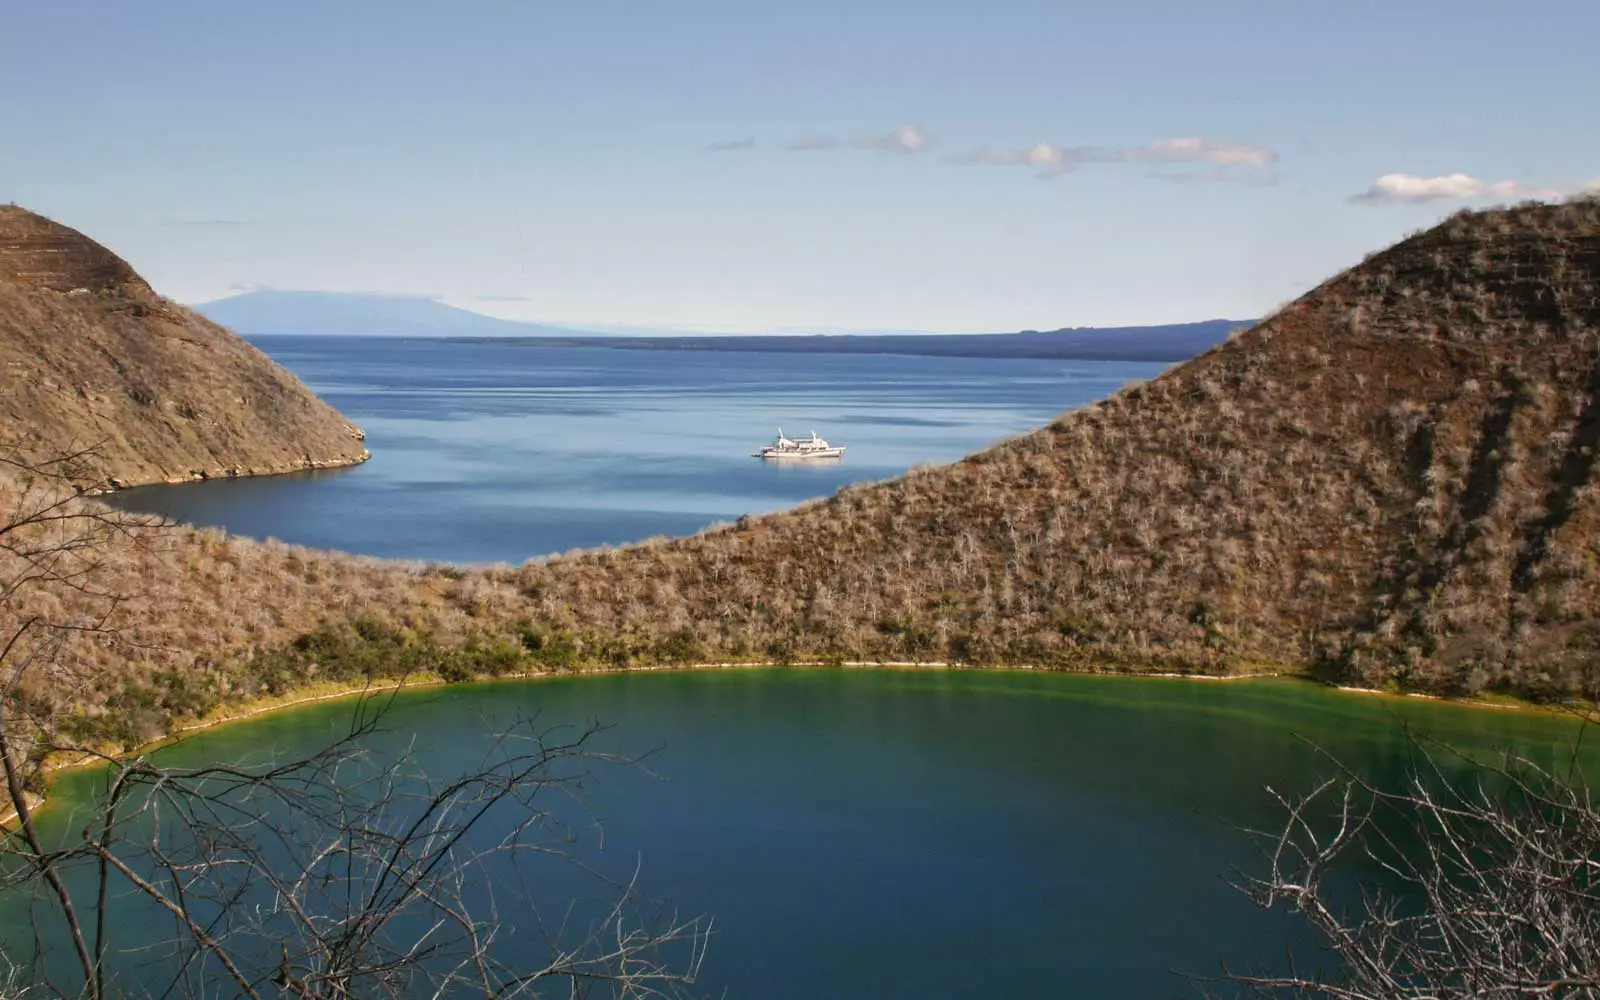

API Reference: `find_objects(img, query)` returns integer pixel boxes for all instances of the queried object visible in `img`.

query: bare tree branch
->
[1214,737,1600,999]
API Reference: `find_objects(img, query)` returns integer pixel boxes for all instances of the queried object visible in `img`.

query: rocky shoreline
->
[87,439,372,493]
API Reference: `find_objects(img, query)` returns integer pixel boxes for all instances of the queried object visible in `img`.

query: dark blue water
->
[106,338,1163,563]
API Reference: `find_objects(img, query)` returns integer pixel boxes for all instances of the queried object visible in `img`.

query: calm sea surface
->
[105,337,1165,563]
[15,671,1598,999]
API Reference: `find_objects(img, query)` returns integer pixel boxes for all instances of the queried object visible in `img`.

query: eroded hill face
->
[0,205,147,294]
[0,206,368,486]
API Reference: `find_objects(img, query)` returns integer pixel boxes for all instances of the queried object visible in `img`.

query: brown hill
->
[0,205,368,486]
[5,198,1600,748]
[496,197,1600,697]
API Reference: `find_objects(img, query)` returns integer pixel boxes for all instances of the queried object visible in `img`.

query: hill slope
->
[498,197,1600,696]
[5,199,1600,748]
[0,207,370,486]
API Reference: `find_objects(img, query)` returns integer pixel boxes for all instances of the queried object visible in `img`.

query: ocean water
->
[105,337,1165,563]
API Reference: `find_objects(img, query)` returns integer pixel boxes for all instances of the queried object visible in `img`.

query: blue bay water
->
[106,337,1165,563]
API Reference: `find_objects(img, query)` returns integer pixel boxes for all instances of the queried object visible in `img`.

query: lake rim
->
[22,663,1589,811]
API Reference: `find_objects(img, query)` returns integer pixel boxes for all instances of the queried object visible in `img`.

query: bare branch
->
[1218,741,1600,999]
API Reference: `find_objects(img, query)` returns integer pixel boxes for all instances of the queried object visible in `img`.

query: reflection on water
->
[104,338,1165,563]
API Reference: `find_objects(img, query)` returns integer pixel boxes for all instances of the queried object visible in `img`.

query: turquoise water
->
[104,338,1164,564]
[12,670,1597,999]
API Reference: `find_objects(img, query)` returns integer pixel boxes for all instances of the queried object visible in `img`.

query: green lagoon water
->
[9,669,1598,998]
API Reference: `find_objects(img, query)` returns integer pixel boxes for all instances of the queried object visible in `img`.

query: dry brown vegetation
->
[5,198,1600,748]
[503,197,1600,695]
[0,205,369,487]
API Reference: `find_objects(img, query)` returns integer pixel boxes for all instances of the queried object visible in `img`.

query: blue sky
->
[2,0,1596,333]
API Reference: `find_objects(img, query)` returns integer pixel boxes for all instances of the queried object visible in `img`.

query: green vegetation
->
[58,619,550,750]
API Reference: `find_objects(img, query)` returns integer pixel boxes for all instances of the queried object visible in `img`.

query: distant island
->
[475,322,1251,363]
[197,291,1250,362]
[196,290,594,339]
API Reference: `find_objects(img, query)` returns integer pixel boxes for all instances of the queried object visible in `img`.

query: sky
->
[2,0,1597,334]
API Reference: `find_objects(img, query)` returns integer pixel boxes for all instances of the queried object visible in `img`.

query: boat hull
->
[755,447,846,460]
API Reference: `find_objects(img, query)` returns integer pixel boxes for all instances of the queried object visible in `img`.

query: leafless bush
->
[4,699,707,999]
[1219,738,1600,999]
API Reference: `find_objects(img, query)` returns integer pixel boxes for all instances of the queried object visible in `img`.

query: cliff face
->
[0,205,368,487]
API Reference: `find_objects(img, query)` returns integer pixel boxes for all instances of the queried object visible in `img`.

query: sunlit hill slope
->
[506,198,1600,696]
[0,206,368,487]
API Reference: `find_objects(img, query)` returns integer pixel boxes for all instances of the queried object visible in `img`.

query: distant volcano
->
[195,290,593,338]
[196,290,1249,362]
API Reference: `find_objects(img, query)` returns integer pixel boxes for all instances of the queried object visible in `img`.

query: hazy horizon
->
[195,287,1253,338]
[4,1,1597,332]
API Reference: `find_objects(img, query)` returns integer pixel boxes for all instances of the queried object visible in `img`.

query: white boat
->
[755,428,845,460]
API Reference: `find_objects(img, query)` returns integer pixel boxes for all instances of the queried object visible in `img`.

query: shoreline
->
[21,660,1567,769]
[82,448,371,495]
[6,660,1587,830]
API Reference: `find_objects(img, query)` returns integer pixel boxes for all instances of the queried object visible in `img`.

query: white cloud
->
[1350,173,1580,205]
[703,137,756,153]
[853,125,931,154]
[788,135,840,152]
[952,136,1277,181]
[953,143,1074,175]
[1350,173,1485,204]
[1140,137,1277,168]
[786,125,931,155]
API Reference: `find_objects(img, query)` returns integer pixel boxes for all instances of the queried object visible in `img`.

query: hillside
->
[495,199,1600,696]
[0,207,370,486]
[5,198,1600,749]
